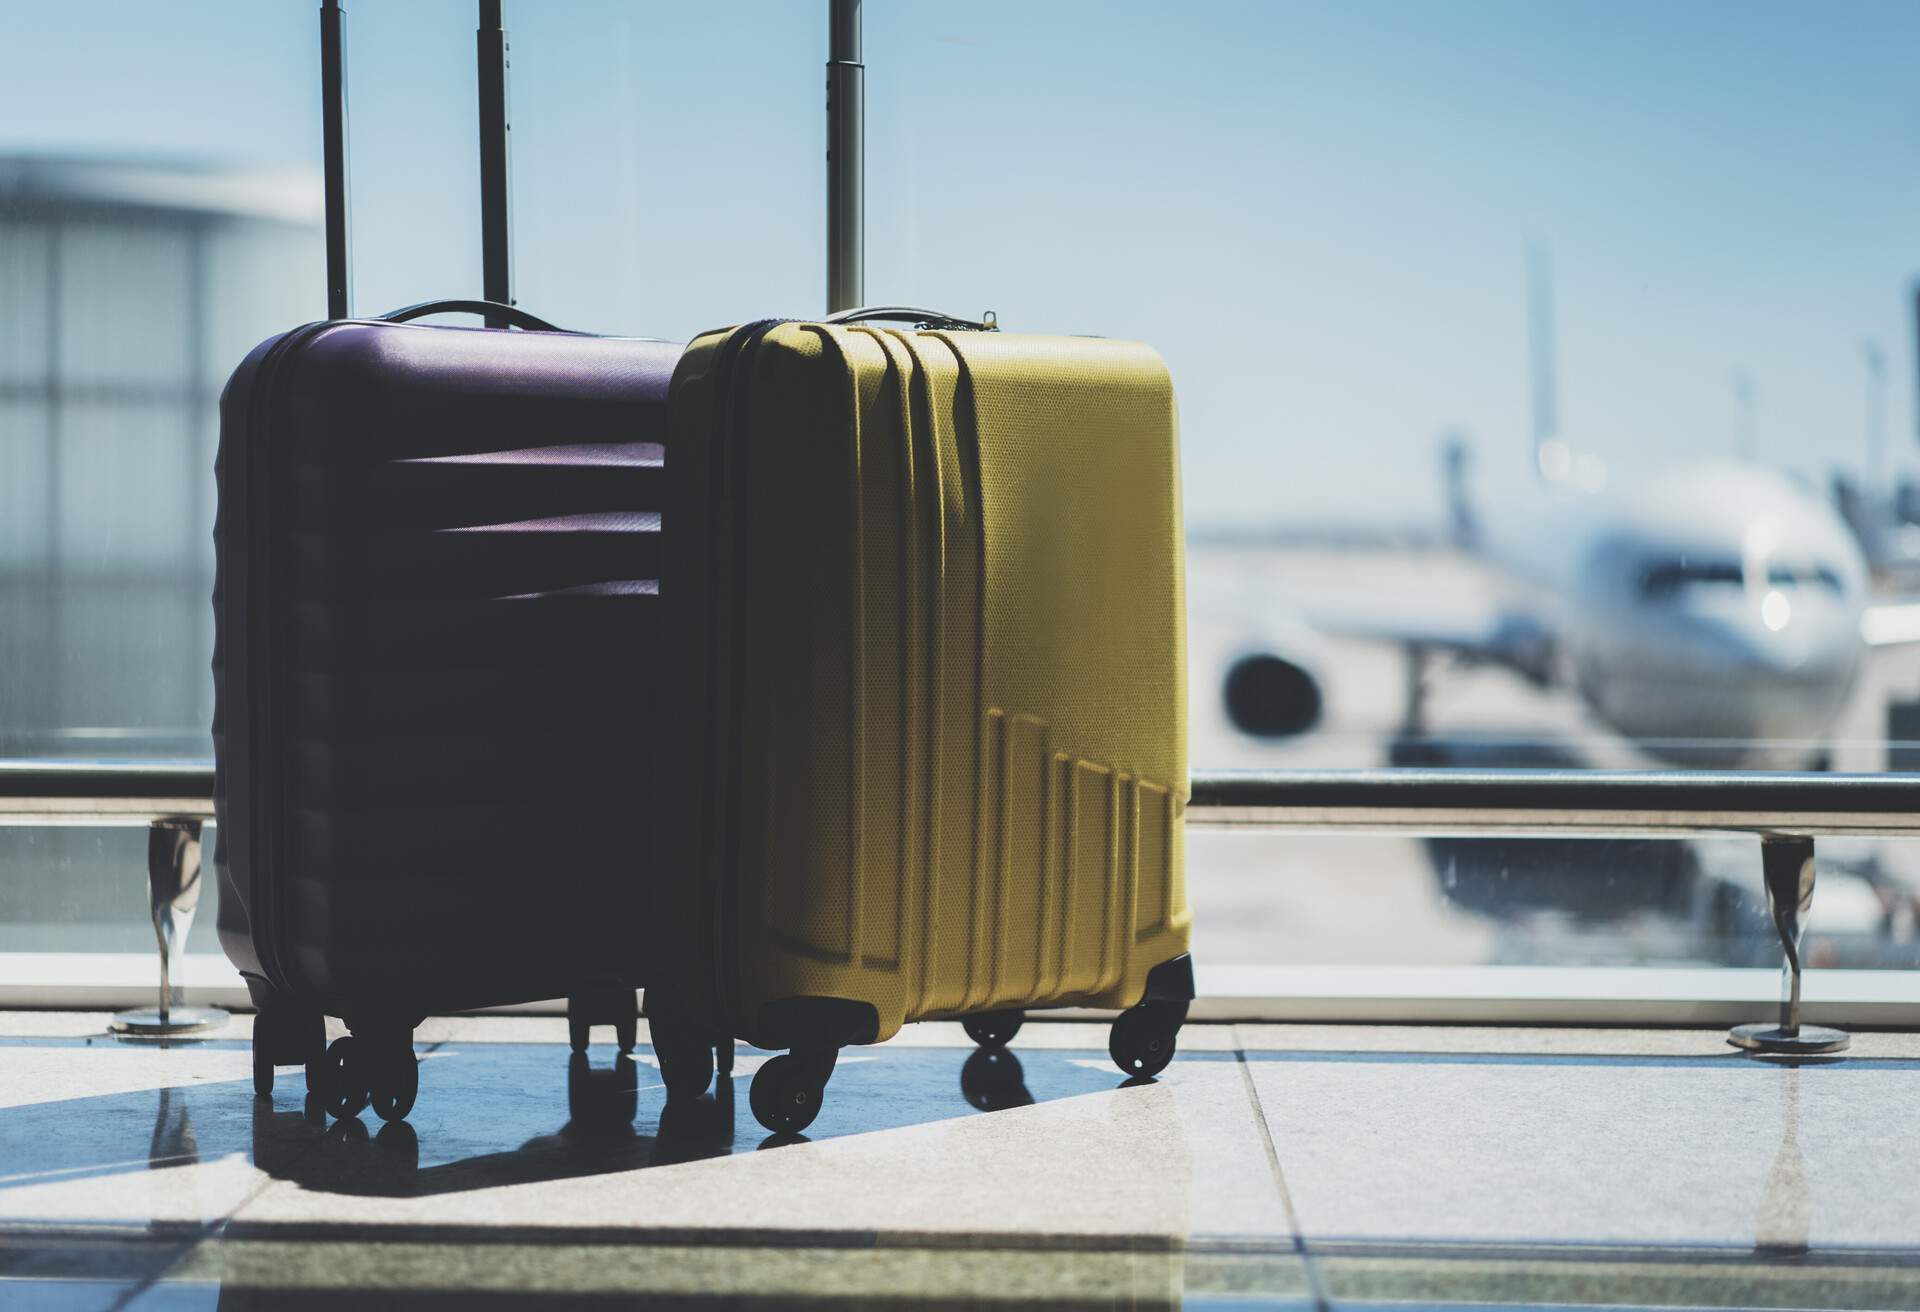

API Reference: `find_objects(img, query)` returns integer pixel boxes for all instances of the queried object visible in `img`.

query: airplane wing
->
[1303,597,1559,687]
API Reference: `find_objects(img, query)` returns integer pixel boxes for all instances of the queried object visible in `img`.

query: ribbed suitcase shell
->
[659,321,1189,1046]
[214,319,678,1022]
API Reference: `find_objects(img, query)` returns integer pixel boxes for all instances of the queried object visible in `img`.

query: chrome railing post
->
[1728,835,1849,1055]
[110,817,226,1037]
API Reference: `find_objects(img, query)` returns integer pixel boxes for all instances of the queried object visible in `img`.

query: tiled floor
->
[0,1013,1917,1308]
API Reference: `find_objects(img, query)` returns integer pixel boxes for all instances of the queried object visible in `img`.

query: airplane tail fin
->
[1442,432,1478,551]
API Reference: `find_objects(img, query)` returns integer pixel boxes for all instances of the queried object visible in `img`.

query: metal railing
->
[1186,768,1920,837]
[12,761,1920,836]
[0,760,220,1033]
[0,761,216,825]
[3,761,1913,1046]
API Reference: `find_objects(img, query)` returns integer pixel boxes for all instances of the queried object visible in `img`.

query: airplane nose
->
[1696,600,1857,686]
[1729,603,1862,714]
[1738,627,1832,679]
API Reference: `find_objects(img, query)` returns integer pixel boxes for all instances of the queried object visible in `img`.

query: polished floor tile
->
[0,1015,1305,1308]
[7,1015,1920,1309]
[1248,1044,1920,1251]
[0,1037,268,1231]
[231,1038,1291,1244]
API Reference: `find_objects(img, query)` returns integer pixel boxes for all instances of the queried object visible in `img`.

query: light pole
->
[1865,340,1888,506]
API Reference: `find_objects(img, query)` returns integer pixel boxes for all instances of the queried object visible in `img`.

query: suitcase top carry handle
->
[376,299,567,333]
[823,306,999,332]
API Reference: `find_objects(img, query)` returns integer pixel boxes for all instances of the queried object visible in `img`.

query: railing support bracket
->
[110,818,226,1039]
[1728,834,1849,1056]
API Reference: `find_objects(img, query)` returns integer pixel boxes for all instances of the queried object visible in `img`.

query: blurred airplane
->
[1215,250,1920,962]
[1221,251,1919,772]
[1224,453,1893,770]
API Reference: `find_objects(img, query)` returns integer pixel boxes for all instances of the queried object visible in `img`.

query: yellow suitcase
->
[653,309,1192,1133]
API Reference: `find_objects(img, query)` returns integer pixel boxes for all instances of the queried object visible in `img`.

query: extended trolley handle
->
[320,0,522,327]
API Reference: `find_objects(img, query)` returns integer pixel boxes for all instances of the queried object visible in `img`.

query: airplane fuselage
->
[1492,463,1869,768]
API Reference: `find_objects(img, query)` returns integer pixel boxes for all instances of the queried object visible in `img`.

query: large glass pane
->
[56,402,196,573]
[3,1,1916,984]
[865,1,1920,972]
[56,219,194,388]
[0,216,50,383]
[0,400,49,569]
[0,828,223,955]
[0,2,824,956]
[0,5,323,952]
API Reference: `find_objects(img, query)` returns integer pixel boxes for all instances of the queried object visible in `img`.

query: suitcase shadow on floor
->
[251,1042,1130,1195]
[253,1044,1067,1198]
[0,1040,1161,1212]
[251,1053,740,1199]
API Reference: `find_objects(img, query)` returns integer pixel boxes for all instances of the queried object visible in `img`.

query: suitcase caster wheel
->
[961,1010,1023,1048]
[253,1032,275,1098]
[960,1046,1035,1112]
[1109,1003,1180,1080]
[253,1007,325,1098]
[750,1053,828,1135]
[368,1039,418,1123]
[569,990,640,1055]
[660,1043,715,1103]
[649,1011,716,1104]
[313,1036,371,1119]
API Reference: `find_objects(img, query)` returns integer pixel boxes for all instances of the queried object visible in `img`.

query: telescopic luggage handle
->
[321,0,519,326]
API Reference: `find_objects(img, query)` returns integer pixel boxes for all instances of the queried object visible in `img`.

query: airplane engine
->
[1223,651,1324,739]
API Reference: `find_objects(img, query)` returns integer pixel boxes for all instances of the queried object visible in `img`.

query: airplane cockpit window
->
[1633,558,1847,598]
[1768,563,1848,592]
[1638,559,1745,599]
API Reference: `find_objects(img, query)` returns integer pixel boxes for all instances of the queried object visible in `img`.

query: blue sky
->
[5,0,1920,527]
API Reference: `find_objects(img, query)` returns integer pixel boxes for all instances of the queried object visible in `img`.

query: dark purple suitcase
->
[213,315,679,1118]
[212,2,685,1122]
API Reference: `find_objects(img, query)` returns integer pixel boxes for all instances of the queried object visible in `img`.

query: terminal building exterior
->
[0,156,320,948]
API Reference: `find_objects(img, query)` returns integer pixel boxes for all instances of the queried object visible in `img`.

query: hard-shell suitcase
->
[215,313,678,1119]
[655,310,1196,1133]
[213,1,682,1121]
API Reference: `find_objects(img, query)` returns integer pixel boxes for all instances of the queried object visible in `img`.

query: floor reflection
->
[1754,1058,1811,1258]
[0,1035,1145,1210]
[149,1086,199,1172]
[252,1040,1127,1189]
[247,1053,739,1199]
[0,1037,1202,1307]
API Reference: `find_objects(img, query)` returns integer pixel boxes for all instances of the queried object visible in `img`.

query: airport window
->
[5,1,1920,995]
